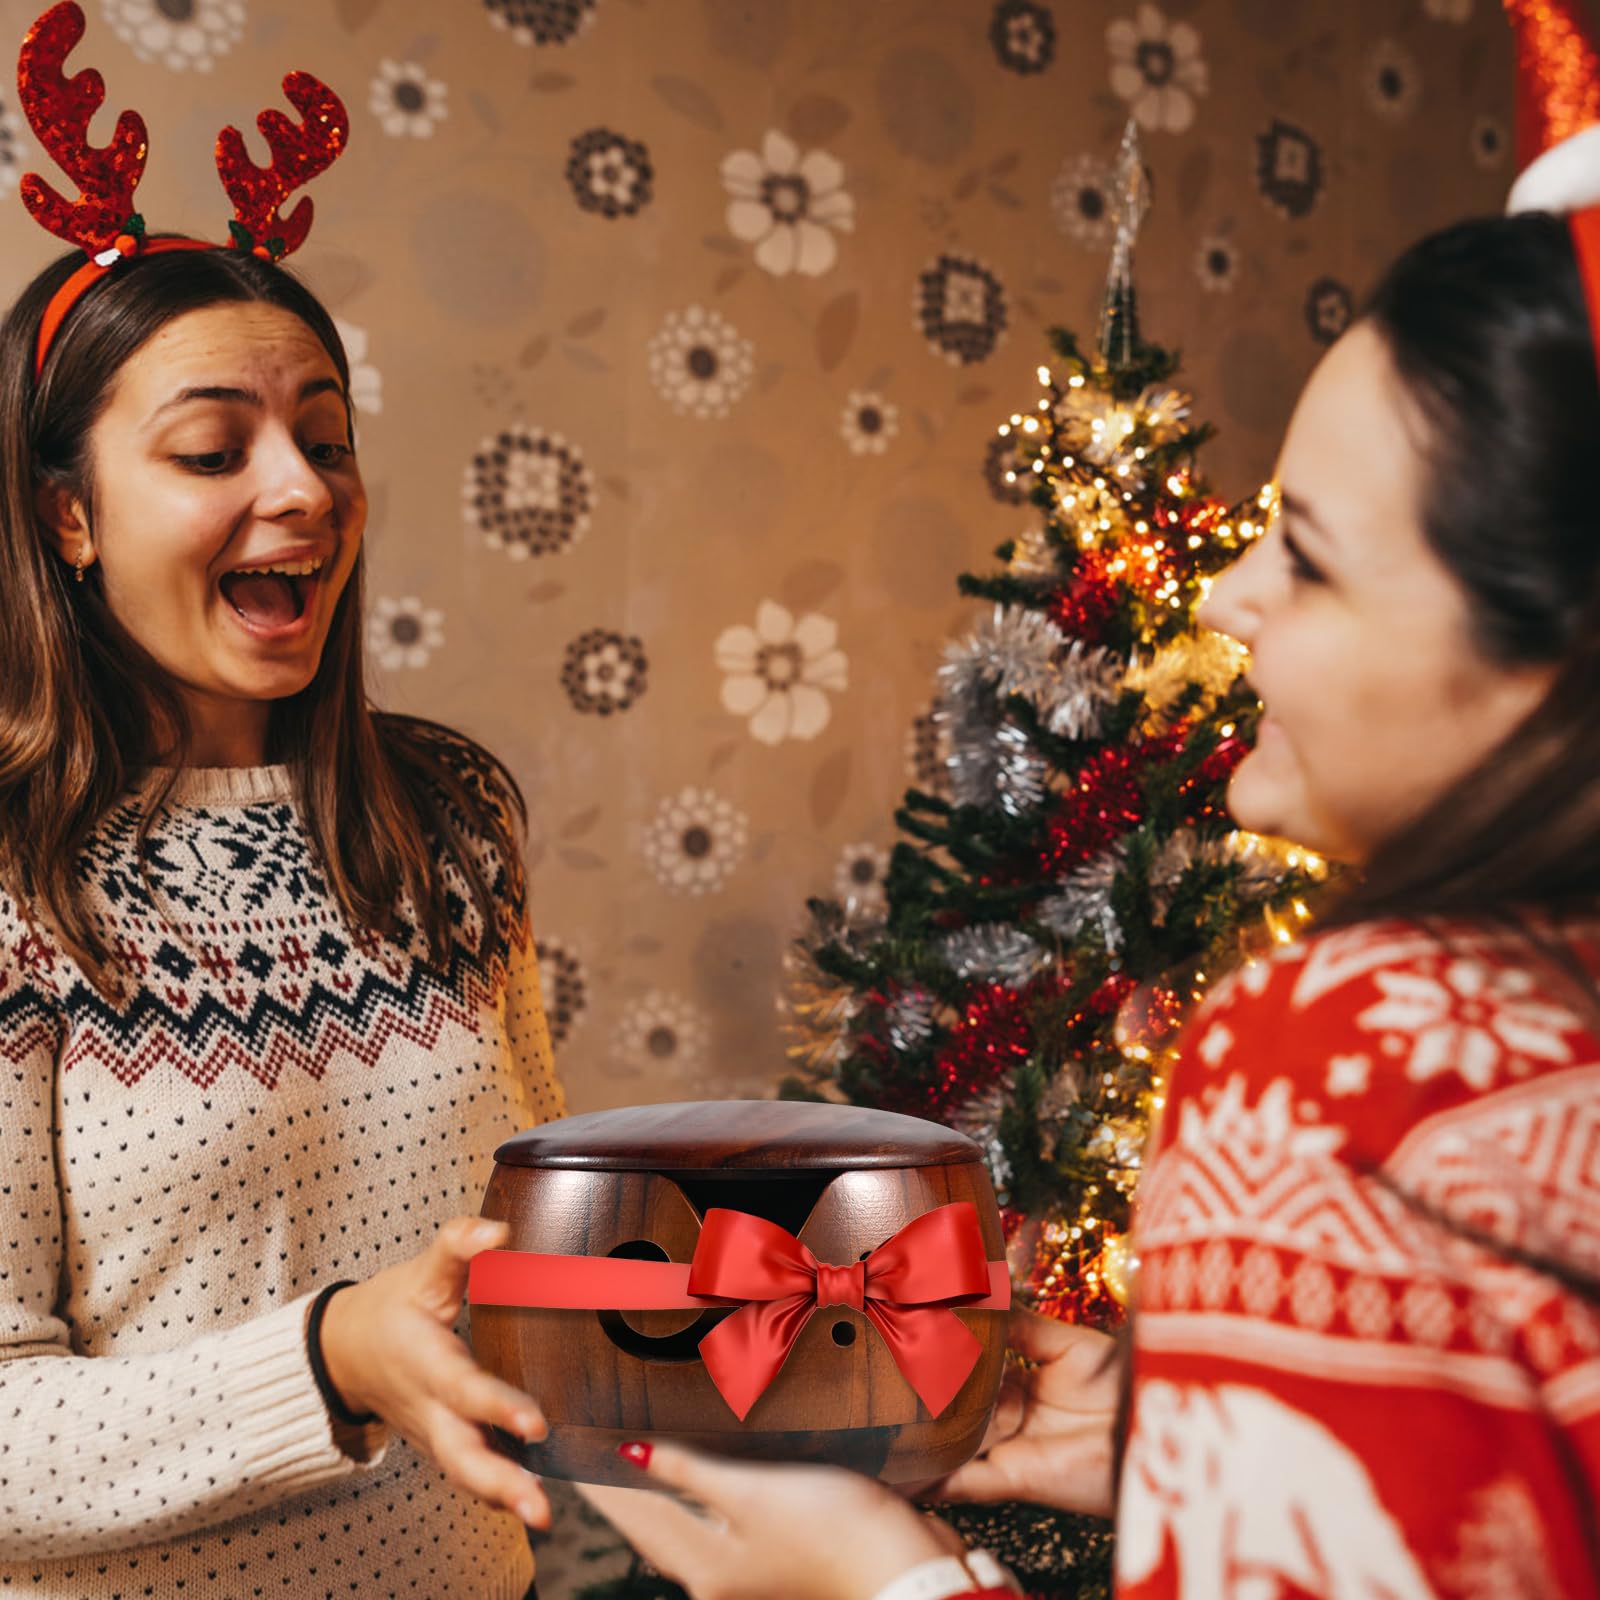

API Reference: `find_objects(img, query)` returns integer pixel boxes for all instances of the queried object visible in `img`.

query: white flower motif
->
[715,601,849,745]
[840,390,898,455]
[833,842,889,916]
[647,306,755,420]
[101,0,245,72]
[1356,960,1577,1092]
[369,59,447,138]
[722,129,855,277]
[609,990,710,1080]
[333,318,382,417]
[1106,4,1208,134]
[1423,0,1472,19]
[1049,153,1117,248]
[641,787,748,896]
[1194,231,1239,292]
[368,595,444,670]
[1366,40,1419,122]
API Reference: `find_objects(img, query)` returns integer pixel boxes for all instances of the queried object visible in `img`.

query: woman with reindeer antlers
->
[0,6,559,1597]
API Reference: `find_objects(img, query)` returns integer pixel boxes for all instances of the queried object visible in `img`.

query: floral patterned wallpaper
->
[0,0,1516,1127]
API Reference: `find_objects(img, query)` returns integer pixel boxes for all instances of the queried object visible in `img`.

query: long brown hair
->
[0,243,526,995]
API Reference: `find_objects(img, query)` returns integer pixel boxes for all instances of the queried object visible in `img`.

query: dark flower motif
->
[1365,40,1419,122]
[535,937,587,1047]
[989,0,1055,75]
[484,0,598,46]
[1304,277,1354,346]
[463,426,595,560]
[1254,118,1325,221]
[565,128,653,217]
[916,254,1009,366]
[560,628,649,714]
[983,431,1035,505]
[1472,115,1507,170]
[1194,231,1239,293]
[1050,153,1116,248]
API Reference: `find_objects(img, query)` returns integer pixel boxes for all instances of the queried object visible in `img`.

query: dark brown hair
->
[0,243,526,994]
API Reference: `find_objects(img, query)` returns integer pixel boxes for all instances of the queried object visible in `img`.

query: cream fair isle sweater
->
[0,760,564,1598]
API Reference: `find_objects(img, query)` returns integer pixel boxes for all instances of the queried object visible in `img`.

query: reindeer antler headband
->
[17,0,348,380]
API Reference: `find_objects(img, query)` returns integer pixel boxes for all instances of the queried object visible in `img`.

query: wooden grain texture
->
[471,1155,1006,1486]
[491,1099,984,1171]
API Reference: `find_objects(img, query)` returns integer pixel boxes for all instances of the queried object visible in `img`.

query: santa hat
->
[1503,0,1600,366]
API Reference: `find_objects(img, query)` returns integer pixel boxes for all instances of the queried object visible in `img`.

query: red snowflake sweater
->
[1115,916,1600,1598]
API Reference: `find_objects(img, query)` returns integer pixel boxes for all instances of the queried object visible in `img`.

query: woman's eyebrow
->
[146,376,345,423]
[1279,489,1336,551]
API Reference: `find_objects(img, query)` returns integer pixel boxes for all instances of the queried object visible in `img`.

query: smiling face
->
[40,300,366,765]
[1197,320,1555,866]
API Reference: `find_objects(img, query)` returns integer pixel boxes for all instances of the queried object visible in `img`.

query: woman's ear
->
[34,478,90,566]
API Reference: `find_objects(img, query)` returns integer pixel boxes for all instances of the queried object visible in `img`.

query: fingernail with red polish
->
[617,1441,652,1469]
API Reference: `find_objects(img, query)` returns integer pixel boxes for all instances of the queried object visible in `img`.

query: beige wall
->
[0,0,1513,1113]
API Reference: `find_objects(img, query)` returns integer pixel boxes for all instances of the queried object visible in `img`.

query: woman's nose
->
[1196,535,1269,646]
[256,434,335,523]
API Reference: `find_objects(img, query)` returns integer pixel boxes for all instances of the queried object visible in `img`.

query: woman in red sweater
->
[576,200,1600,1600]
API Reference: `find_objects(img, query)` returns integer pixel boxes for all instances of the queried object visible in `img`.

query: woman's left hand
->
[578,1440,962,1600]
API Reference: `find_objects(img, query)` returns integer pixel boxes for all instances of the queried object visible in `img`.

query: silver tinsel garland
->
[939,923,1050,988]
[939,607,1125,814]
[1037,846,1124,950]
[884,985,938,1053]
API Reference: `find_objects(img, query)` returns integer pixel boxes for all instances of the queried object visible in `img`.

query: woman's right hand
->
[924,1307,1122,1519]
[317,1216,550,1529]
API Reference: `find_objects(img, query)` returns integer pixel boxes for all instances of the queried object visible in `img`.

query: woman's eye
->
[307,441,353,466]
[174,450,234,474]
[1282,529,1324,586]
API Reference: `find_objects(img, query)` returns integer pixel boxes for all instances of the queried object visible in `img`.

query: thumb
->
[418,1216,508,1310]
[437,1214,509,1264]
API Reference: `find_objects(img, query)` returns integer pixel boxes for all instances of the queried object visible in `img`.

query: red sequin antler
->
[215,72,349,261]
[16,1,148,260]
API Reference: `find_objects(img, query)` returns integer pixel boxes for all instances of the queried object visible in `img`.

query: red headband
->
[1502,0,1600,380]
[17,1,349,380]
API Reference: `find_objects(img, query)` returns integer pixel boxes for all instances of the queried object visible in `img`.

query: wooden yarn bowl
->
[471,1100,1008,1487]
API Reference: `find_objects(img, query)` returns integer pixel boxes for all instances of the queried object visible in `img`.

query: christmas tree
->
[778,123,1329,1596]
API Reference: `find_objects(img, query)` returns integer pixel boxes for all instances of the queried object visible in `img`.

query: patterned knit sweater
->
[942,915,1600,1599]
[0,762,565,1599]
[1120,915,1600,1598]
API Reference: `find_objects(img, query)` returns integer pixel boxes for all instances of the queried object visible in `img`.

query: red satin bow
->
[687,1201,996,1421]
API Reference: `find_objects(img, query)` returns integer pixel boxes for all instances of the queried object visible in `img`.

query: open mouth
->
[218,558,325,630]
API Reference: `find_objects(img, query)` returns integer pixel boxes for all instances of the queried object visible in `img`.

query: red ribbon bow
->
[687,1201,996,1421]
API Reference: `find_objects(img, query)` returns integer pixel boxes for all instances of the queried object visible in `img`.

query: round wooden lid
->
[493,1100,982,1172]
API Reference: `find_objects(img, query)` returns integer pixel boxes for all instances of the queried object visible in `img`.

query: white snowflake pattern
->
[1325,1052,1372,1098]
[1355,960,1576,1092]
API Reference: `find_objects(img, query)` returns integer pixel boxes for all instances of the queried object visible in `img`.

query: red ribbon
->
[468,1201,1009,1421]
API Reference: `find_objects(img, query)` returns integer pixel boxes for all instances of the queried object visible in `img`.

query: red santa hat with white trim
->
[1503,0,1600,350]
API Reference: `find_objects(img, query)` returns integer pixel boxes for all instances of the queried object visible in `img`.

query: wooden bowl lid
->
[493,1100,983,1172]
